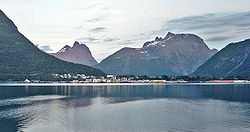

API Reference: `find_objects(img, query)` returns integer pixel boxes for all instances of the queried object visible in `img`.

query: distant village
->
[22,73,250,84]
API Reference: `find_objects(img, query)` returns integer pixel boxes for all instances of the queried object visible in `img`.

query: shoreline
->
[0,82,250,87]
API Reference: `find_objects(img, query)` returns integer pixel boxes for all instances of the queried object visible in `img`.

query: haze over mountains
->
[51,41,98,66]
[95,32,217,75]
[193,39,250,78]
[0,10,105,81]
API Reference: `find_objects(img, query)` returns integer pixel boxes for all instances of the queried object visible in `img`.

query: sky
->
[0,0,250,62]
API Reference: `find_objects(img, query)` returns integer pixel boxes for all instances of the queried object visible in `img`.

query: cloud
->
[115,11,250,51]
[39,45,53,52]
[88,27,107,33]
[84,37,99,42]
[69,1,107,11]
[77,36,100,43]
[77,35,120,44]
[75,26,82,29]
[103,37,120,42]
[164,11,250,42]
[206,35,236,42]
[118,40,135,46]
[85,15,106,22]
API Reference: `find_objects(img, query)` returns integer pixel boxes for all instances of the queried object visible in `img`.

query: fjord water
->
[0,84,250,132]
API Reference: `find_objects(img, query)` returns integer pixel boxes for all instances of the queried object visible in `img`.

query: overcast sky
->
[1,0,250,61]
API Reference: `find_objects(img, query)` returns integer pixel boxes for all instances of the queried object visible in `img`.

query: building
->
[210,80,233,83]
[153,80,166,83]
[107,75,116,79]
[24,79,30,83]
[72,80,79,83]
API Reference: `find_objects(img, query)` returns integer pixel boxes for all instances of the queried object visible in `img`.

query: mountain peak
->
[51,41,98,66]
[73,41,80,46]
[143,32,206,48]
[0,10,6,16]
[164,32,201,40]
[59,45,71,52]
[167,32,175,35]
[0,10,17,31]
[164,32,175,40]
[162,32,206,47]
[72,41,89,50]
[155,37,163,41]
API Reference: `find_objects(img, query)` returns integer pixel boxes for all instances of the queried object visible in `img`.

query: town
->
[22,73,250,84]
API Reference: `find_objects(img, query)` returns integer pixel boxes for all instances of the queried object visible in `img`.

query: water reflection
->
[0,84,249,102]
[0,84,249,132]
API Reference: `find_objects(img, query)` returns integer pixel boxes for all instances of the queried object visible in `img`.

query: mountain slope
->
[0,10,105,80]
[51,42,98,66]
[193,39,250,77]
[95,32,217,75]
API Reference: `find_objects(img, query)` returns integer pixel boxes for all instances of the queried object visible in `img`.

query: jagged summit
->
[155,37,163,41]
[164,32,203,41]
[71,41,90,51]
[163,32,204,41]
[73,41,80,46]
[59,45,71,52]
[164,32,175,40]
[143,32,207,48]
[59,41,90,53]
[51,41,98,66]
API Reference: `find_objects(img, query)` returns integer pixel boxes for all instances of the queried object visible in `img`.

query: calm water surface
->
[0,84,250,132]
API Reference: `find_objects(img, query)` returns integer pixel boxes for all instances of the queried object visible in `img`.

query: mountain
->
[51,42,98,66]
[95,32,217,75]
[0,10,105,81]
[193,39,250,77]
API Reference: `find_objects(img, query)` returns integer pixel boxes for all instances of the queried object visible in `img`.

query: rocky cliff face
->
[96,32,217,75]
[51,42,98,66]
[193,39,250,77]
